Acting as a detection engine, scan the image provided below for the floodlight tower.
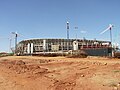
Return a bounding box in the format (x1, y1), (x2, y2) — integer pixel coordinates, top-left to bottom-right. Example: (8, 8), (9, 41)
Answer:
(12, 32), (18, 55)
(75, 27), (78, 41)
(67, 21), (69, 40)
(109, 25), (113, 46)
(66, 21), (69, 50)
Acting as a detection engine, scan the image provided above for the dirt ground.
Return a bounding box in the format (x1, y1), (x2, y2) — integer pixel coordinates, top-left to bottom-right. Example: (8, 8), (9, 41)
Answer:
(0, 56), (120, 90)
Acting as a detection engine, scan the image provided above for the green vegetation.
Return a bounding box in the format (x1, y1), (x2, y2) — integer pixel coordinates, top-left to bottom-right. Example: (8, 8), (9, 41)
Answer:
(67, 50), (88, 58)
(113, 70), (120, 73)
(0, 52), (14, 57)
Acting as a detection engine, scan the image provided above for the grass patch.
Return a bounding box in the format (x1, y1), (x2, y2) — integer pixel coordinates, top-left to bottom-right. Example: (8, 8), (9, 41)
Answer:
(113, 70), (120, 73)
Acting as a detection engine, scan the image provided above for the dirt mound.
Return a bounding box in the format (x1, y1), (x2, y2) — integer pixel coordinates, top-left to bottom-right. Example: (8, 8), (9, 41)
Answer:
(39, 59), (53, 63)
(1, 60), (48, 75)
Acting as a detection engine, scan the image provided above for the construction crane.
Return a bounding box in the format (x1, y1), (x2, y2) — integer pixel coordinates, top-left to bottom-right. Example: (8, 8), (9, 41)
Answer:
(100, 24), (114, 46)
(100, 24), (114, 57)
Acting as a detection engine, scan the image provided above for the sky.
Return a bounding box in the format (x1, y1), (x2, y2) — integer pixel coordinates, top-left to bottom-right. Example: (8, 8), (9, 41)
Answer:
(0, 0), (120, 52)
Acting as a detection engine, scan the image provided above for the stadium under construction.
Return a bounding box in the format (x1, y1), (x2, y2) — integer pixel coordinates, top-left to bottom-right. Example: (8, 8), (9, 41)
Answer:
(16, 38), (112, 56)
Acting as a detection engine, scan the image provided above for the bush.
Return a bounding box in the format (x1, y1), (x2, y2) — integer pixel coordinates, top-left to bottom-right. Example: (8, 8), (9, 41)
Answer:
(67, 50), (88, 58)
(0, 52), (14, 57)
(32, 53), (67, 57)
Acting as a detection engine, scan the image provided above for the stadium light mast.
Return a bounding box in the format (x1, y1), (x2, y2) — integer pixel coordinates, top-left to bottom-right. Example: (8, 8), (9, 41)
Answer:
(12, 32), (18, 55)
(75, 26), (78, 41)
(67, 21), (69, 39)
(66, 21), (69, 50)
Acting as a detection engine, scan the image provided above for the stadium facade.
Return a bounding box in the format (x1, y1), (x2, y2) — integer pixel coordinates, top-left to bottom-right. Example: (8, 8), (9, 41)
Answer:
(16, 38), (112, 56)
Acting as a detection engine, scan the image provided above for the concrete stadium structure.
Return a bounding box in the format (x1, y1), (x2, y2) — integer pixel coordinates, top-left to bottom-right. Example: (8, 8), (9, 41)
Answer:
(17, 38), (112, 56)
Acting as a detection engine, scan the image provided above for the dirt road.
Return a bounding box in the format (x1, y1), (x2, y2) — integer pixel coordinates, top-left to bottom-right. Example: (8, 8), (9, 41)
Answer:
(0, 56), (120, 90)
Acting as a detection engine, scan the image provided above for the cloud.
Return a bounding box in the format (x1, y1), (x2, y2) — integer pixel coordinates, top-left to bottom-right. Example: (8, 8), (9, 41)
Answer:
(80, 30), (87, 34)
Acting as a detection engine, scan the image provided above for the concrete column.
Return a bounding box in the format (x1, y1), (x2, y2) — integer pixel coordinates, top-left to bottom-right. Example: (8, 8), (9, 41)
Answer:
(27, 43), (30, 54)
(31, 43), (33, 54)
